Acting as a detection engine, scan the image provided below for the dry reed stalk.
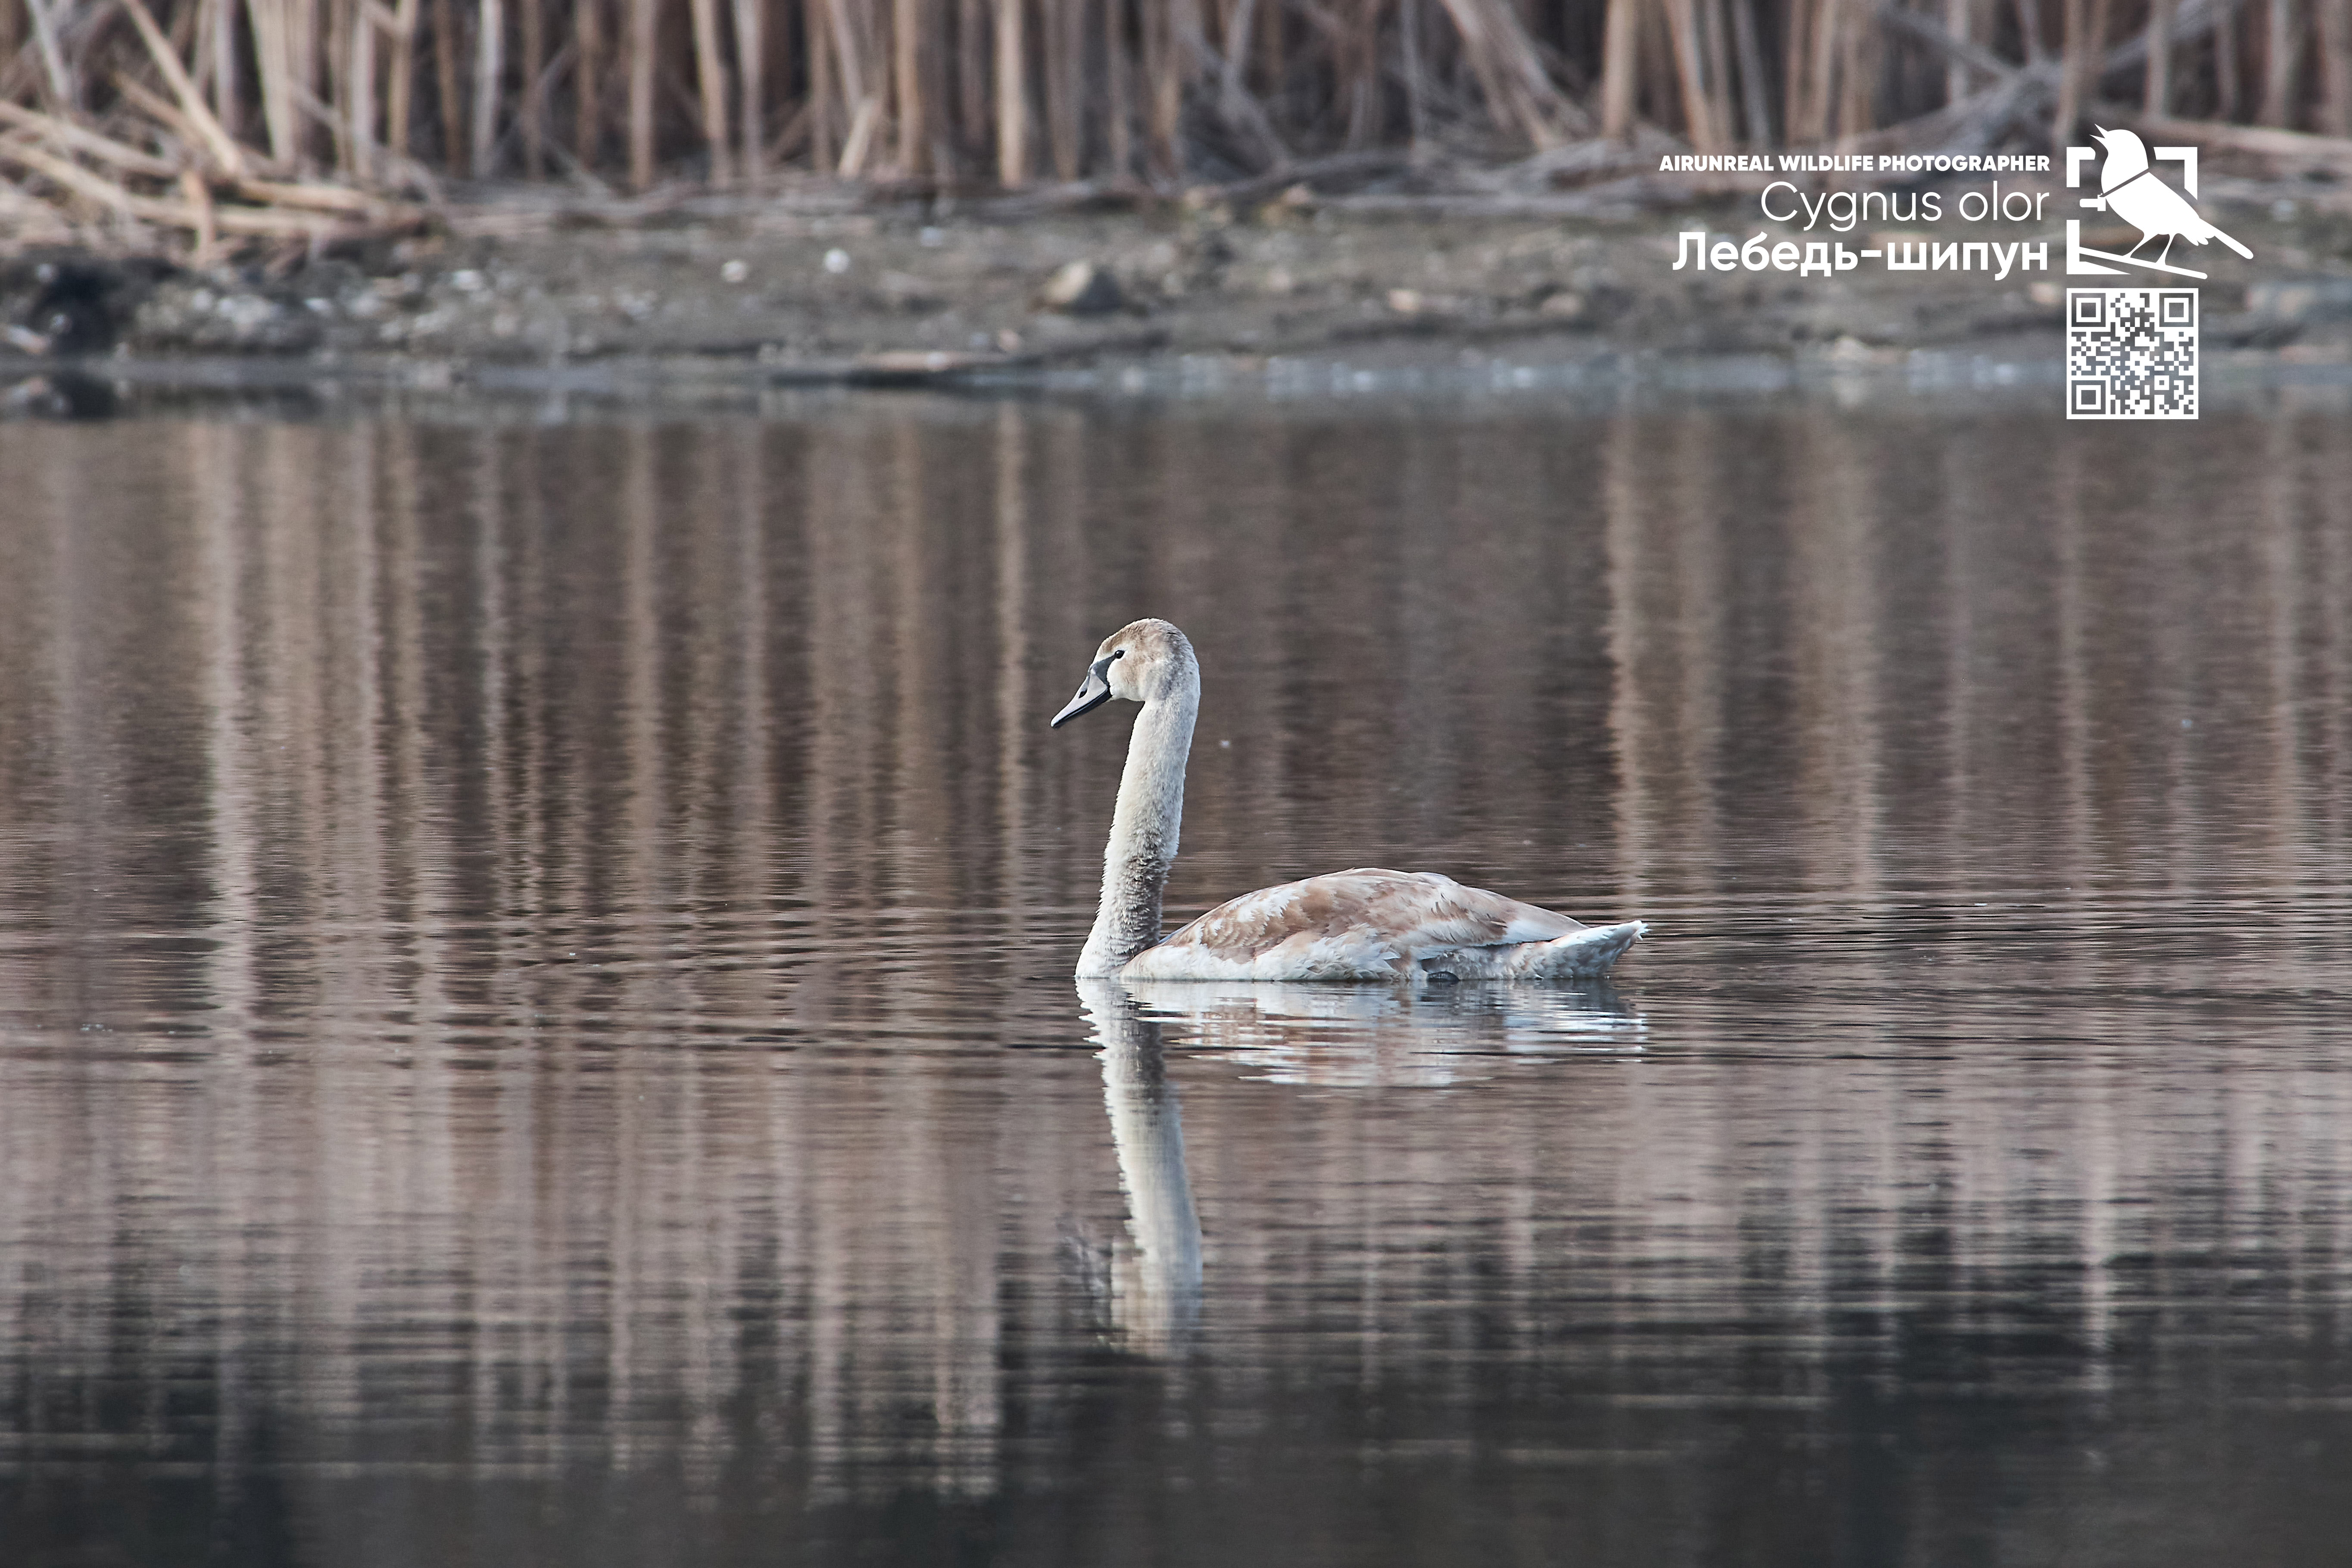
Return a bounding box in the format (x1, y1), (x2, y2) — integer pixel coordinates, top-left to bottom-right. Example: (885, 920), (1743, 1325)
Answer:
(766, 0), (794, 165)
(346, 0), (376, 178)
(1834, 0), (1872, 140)
(122, 0), (250, 175)
(324, 0), (350, 171)
(957, 0), (987, 149)
(628, 0), (654, 186)
(1435, 0), (1576, 146)
(472, 0), (503, 175)
(2014, 0), (2044, 61)
(1944, 0), (1969, 99)
(1700, 0), (1736, 147)
(1731, 0), (1771, 143)
(387, 0), (418, 159)
(288, 0), (321, 163)
(1106, 0), (1132, 175)
(2078, 0), (2113, 138)
(125, 0), (252, 173)
(1647, 0), (1683, 135)
(181, 164), (218, 260)
(575, 0), (602, 163)
(18, 0), (2352, 209)
(2144, 0), (2174, 113)
(1781, 0), (1812, 140)
(432, 0), (462, 163)
(827, 0), (873, 174)
(839, 90), (879, 172)
(1660, 0), (1717, 146)
(1141, 0), (1184, 177)
(1, 135), (374, 234)
(689, 0), (732, 181)
(1337, 0), (1376, 148)
(996, 0), (1028, 183)
(1048, 0), (1079, 181)
(1601, 0), (1640, 136)
(2261, 0), (2299, 126)
(187, 0), (215, 99)
(733, 0), (764, 178)
(2053, 0), (2081, 139)
(894, 0), (928, 175)
(24, 0), (74, 107)
(209, 0), (242, 134)
(766, 97), (810, 158)
(807, 0), (837, 168)
(2, 137), (171, 218)
(2215, 0), (2240, 118)
(234, 171), (393, 208)
(2087, 0), (2112, 111)
(1806, 0), (1842, 140)
(170, 0), (204, 67)
(521, 0), (544, 174)
(1400, 0), (1428, 150)
(1218, 0), (1257, 152)
(2324, 0), (2352, 134)
(0, 97), (181, 175)
(114, 70), (219, 151)
(1220, 0), (1292, 167)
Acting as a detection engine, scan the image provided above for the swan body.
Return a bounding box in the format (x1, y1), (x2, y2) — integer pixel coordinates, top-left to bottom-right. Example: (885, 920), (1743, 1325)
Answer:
(1051, 619), (1645, 983)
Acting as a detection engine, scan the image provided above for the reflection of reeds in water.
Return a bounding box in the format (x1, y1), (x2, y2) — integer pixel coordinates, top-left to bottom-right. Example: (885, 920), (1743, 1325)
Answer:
(8, 0), (2352, 250)
(0, 404), (2346, 1515)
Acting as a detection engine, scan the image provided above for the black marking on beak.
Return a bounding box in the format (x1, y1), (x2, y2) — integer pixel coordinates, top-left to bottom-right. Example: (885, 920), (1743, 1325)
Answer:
(1050, 649), (1123, 729)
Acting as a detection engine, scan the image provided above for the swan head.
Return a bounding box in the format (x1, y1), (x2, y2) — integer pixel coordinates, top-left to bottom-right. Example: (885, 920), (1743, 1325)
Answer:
(1051, 619), (1196, 728)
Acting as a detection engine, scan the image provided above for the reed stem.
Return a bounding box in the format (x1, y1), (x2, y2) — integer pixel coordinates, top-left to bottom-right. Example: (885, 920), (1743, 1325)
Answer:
(12, 0), (2352, 215)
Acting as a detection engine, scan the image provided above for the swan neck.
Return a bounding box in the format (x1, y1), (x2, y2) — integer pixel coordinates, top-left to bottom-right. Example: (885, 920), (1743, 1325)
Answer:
(1078, 683), (1197, 976)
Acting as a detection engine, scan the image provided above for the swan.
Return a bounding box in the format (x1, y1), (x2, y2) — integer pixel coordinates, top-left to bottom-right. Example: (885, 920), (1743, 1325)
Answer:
(1050, 618), (1647, 982)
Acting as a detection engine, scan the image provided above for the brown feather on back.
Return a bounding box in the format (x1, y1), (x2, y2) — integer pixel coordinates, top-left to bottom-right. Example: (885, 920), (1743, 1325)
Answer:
(1162, 869), (1579, 961)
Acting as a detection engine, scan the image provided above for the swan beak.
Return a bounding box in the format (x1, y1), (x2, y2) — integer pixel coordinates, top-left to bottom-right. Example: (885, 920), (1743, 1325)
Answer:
(1051, 667), (1114, 728)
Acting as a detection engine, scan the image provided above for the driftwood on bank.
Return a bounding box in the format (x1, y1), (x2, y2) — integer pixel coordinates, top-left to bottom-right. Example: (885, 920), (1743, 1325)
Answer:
(1, 0), (429, 257)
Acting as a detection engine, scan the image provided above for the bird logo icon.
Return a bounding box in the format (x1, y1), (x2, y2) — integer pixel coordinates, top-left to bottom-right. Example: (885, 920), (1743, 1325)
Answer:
(2068, 128), (2252, 279)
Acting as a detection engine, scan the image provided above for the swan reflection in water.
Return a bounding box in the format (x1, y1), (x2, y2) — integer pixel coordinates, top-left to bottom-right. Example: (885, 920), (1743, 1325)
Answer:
(1121, 978), (1645, 1088)
(1080, 979), (1206, 1353)
(1076, 978), (1646, 1351)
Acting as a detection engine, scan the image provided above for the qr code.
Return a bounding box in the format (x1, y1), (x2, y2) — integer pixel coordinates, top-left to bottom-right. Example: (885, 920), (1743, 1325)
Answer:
(2067, 288), (2197, 419)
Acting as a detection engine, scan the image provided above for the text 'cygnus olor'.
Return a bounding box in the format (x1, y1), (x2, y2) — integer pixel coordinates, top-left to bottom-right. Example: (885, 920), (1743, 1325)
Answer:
(1050, 618), (1646, 982)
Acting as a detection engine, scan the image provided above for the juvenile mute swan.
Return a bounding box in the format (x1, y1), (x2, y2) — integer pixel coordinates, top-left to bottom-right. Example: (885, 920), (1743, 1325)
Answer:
(1051, 619), (1646, 982)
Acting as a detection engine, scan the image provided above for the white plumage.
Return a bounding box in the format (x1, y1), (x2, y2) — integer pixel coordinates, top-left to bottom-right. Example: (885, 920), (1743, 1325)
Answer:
(1050, 619), (1646, 983)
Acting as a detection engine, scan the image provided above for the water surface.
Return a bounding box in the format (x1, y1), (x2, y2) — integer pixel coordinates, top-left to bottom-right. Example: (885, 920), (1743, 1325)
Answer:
(0, 392), (2347, 1566)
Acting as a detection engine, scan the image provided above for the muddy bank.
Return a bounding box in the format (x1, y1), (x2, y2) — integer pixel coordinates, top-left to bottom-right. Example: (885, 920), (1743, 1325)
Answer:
(7, 181), (2352, 402)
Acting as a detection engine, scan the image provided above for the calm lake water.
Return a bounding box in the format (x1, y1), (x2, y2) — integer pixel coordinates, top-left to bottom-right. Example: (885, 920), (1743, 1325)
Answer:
(1, 387), (2348, 1567)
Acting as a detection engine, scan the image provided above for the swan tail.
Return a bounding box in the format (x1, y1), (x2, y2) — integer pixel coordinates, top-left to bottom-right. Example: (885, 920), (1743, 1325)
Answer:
(1530, 920), (1646, 978)
(1468, 920), (1646, 980)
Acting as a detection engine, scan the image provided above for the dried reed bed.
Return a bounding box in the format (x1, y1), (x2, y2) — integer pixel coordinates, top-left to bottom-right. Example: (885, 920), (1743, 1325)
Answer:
(4, 0), (2352, 253)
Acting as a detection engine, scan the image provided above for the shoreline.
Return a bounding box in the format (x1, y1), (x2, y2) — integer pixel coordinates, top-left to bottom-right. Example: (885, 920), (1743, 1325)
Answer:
(6, 183), (2350, 414)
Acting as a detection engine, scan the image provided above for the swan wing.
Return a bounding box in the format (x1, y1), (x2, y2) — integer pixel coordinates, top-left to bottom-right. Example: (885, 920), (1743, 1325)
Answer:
(1133, 869), (1583, 979)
